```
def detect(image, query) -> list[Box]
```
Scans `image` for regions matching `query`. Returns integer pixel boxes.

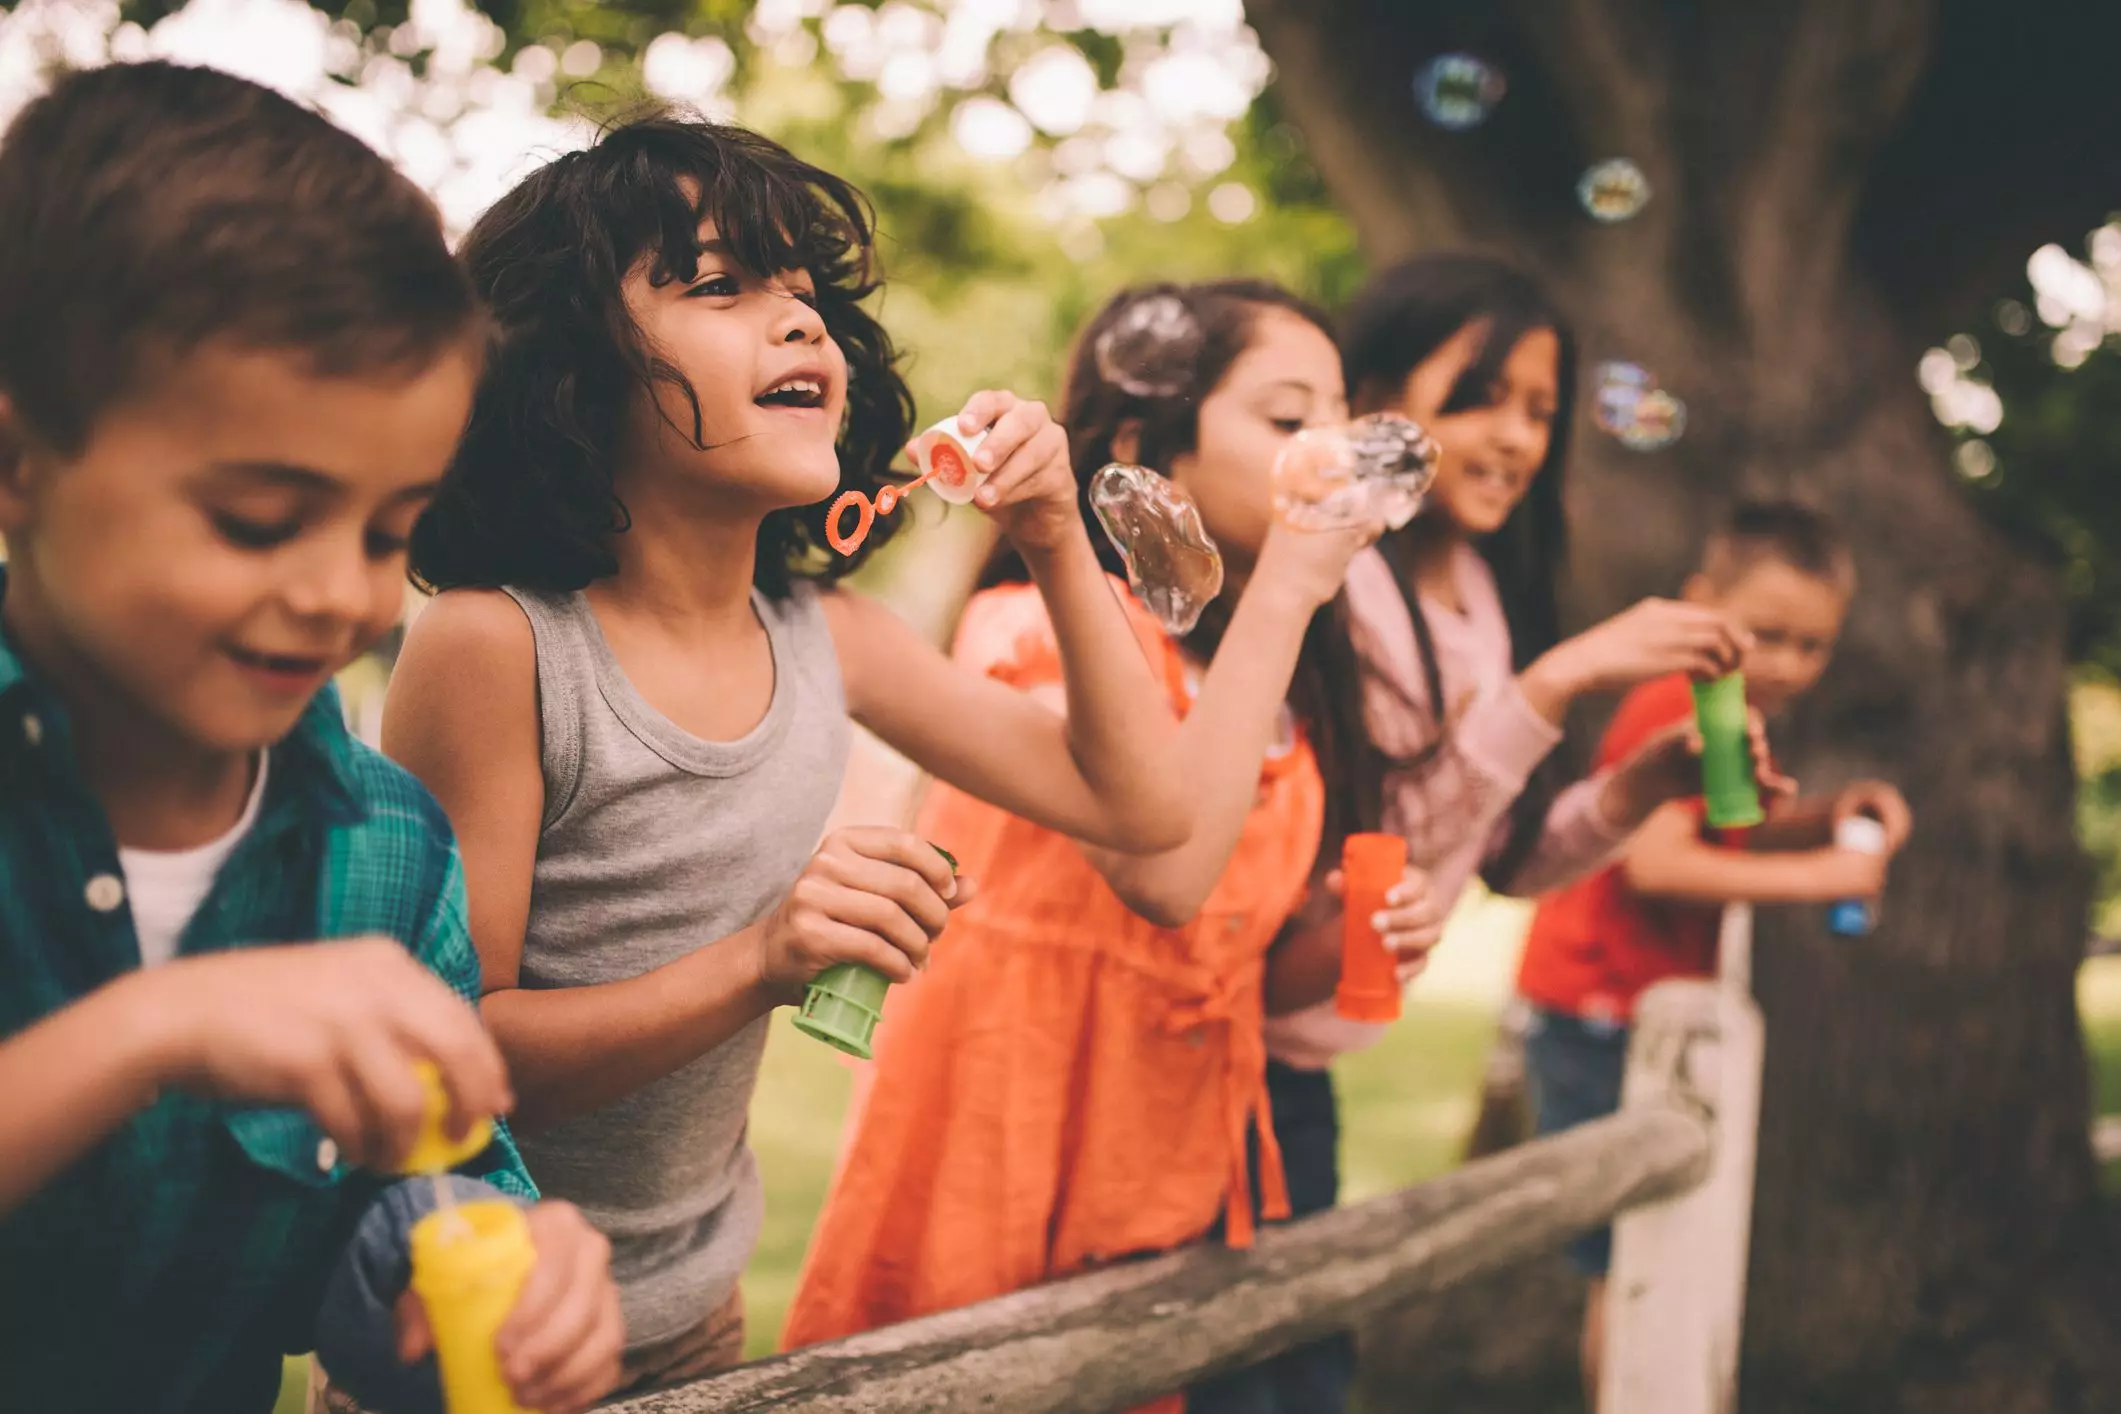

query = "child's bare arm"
[833,391,1188,856]
[1746,795,1838,851]
[387,593,955,1136]
[1621,800,1888,906]
[0,941,512,1216]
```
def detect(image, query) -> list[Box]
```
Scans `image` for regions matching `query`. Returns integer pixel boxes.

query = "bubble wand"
[826,419,990,556]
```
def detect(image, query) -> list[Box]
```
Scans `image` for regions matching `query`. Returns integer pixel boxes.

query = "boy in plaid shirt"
[0,63,620,1413]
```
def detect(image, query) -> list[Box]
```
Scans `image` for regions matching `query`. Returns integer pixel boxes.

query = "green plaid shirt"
[0,572,535,1413]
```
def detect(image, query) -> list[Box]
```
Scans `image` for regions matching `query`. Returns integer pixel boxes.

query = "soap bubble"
[1617,389,1687,451]
[1591,361,1653,437]
[1094,293,1202,399]
[1578,159,1650,222]
[1089,463,1225,637]
[1272,413,1440,532]
[1414,54,1505,131]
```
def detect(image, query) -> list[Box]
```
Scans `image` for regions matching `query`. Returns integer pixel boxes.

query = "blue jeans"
[313,1175,525,1414]
[1185,1060,1354,1414]
[1522,1004,1629,1278]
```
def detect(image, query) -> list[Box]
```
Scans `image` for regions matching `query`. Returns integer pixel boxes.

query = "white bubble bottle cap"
[912,417,990,506]
[1835,815,1889,856]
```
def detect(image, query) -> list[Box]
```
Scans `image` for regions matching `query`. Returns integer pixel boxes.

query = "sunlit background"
[5,2,2121,1400]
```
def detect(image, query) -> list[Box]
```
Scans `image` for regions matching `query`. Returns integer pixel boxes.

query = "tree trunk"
[1244,1,2121,1408]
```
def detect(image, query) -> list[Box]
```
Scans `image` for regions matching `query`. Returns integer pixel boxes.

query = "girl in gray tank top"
[387,117,1191,1381]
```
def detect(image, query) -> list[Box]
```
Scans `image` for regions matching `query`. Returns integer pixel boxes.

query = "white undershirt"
[118,752,270,969]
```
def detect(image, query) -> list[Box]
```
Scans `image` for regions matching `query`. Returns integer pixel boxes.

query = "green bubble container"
[1692,672,1764,829]
[791,843,958,1060]
[792,962,890,1059]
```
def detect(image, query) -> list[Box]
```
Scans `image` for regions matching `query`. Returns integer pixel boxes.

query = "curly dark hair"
[410,113,915,598]
[985,278,1384,854]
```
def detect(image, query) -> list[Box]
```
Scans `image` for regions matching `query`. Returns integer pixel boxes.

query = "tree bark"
[1245,1,2121,1408]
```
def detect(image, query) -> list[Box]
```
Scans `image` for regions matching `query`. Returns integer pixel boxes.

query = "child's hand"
[747,828,974,1002]
[1610,707,1794,822]
[1251,515,1380,617]
[1834,780,1912,852]
[1533,599,1751,703]
[1322,862,1443,985]
[1817,844,1890,900]
[133,939,512,1171]
[1378,865,1445,985]
[395,1201,623,1414]
[946,391,1079,553]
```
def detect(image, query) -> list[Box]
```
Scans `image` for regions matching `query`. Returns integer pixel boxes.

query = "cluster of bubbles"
[1094,293,1204,400]
[1592,362,1687,451]
[1272,413,1441,532]
[1415,54,1676,450]
[1089,463,1225,637]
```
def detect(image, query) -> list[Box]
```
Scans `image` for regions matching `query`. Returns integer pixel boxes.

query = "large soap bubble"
[1272,413,1440,532]
[1592,361,1654,437]
[1414,54,1505,131]
[1094,293,1203,400]
[1578,159,1651,222]
[1089,463,1224,637]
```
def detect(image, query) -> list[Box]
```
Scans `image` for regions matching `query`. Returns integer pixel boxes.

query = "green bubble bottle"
[1692,672,1764,829]
[793,844,957,1060]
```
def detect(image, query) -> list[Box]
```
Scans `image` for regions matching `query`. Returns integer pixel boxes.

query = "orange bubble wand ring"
[825,465,941,556]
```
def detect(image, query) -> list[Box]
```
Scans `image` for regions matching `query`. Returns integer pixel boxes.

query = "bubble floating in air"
[1272,414,1441,532]
[1617,389,1686,451]
[1094,293,1203,400]
[1089,463,1224,636]
[1592,361,1685,452]
[1591,361,1653,437]
[1414,54,1505,131]
[1578,159,1650,222]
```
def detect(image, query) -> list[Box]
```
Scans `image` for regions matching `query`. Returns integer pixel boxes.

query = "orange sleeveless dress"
[782,585,1325,1411]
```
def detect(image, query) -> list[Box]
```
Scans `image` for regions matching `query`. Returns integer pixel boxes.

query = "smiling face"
[1392,321,1560,538]
[0,342,478,757]
[619,221,850,513]
[1165,305,1348,567]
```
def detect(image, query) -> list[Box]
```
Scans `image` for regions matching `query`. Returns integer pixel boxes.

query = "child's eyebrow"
[201,460,340,492]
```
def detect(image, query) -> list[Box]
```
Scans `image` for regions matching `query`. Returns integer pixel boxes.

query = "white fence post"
[1600,904,1765,1414]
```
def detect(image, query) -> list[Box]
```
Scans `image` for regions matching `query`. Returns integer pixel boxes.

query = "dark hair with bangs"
[410,113,914,598]
[984,278,1383,854]
[1339,253,1579,891]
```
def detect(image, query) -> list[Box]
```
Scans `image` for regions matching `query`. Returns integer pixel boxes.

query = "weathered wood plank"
[607,1101,1710,1413]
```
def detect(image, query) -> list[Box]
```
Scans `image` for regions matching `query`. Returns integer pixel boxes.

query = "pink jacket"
[1263,545,1630,1069]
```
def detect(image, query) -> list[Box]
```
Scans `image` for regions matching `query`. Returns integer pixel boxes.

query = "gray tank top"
[499,582,848,1349]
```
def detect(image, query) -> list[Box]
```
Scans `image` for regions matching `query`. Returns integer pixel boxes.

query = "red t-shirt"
[1516,675,1742,1023]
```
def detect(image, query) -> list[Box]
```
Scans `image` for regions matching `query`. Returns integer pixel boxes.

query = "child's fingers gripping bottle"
[1828,813,1890,937]
[794,844,958,1060]
[397,1062,534,1414]
[1335,833,1409,1024]
[1692,673,1765,830]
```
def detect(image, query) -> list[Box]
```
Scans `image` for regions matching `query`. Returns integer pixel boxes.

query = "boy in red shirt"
[1515,500,1912,1408]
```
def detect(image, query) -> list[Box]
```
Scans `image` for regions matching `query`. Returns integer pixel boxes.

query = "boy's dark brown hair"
[0,61,476,455]
[1702,499,1856,593]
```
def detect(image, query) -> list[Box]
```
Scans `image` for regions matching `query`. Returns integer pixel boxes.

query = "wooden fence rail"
[609,981,1734,1414]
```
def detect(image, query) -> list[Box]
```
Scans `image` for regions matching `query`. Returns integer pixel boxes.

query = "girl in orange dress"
[783,280,1437,1409]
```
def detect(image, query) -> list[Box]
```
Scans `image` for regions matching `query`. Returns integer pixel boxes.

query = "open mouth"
[756,376,828,411]
[228,646,332,682]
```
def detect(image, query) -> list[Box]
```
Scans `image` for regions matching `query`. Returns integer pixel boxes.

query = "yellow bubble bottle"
[397,1061,525,1414]
[409,1201,535,1414]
